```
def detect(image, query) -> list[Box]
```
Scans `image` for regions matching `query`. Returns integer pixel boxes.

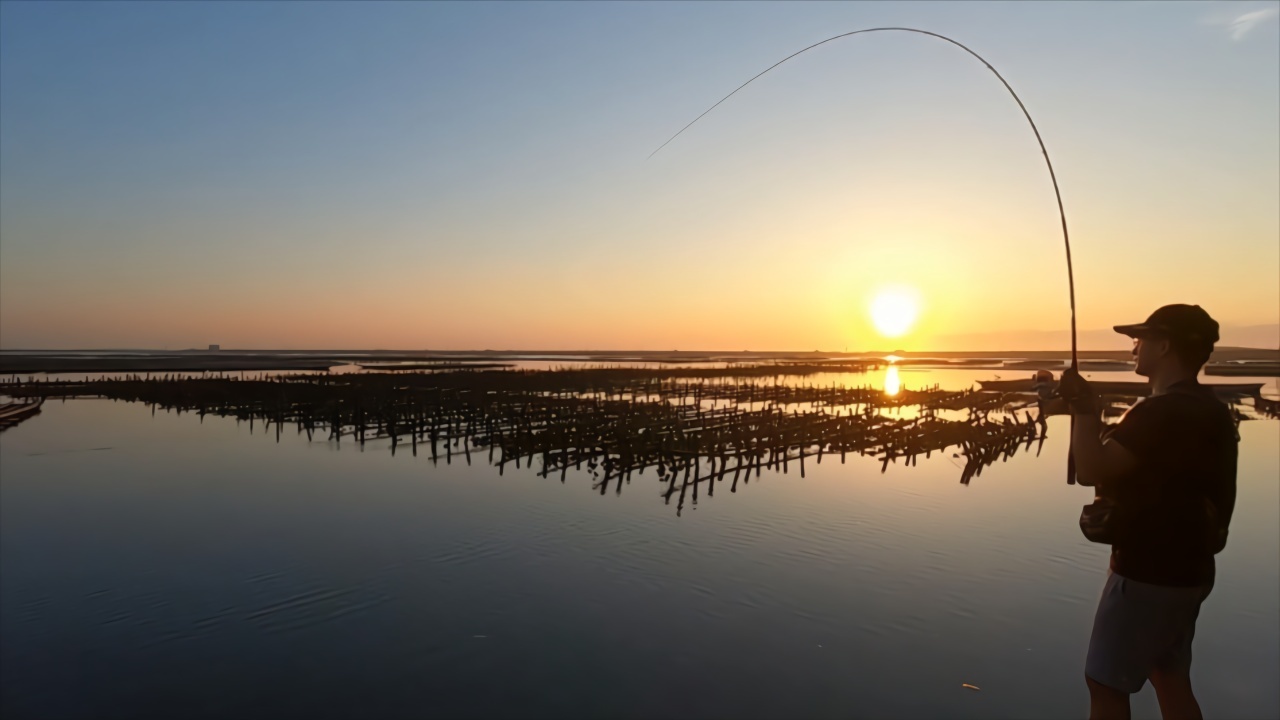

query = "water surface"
[2,369,1277,719]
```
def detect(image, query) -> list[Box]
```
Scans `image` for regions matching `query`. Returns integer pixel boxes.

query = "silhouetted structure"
[4,365,1265,514]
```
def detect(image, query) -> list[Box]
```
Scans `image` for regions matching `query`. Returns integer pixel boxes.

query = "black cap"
[1114,304,1220,345]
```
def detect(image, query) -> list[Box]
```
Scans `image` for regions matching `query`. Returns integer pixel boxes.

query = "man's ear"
[1155,337,1174,359]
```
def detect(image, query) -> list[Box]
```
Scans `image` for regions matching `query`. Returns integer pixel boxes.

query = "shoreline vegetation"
[1,348,1277,375]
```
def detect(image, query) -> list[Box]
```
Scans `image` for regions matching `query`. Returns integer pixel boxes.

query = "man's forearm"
[1070,410,1106,487]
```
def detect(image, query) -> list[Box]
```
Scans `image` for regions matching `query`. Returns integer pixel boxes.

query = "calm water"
[2,368,1277,719]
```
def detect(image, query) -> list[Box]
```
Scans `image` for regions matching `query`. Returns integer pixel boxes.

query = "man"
[1058,304,1238,720]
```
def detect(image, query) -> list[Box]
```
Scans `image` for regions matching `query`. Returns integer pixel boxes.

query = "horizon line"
[3,346,1277,355]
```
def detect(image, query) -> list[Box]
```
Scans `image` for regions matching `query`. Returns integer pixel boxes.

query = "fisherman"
[1058,304,1238,720]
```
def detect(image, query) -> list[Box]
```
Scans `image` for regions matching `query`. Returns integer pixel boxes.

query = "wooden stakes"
[3,365,1155,511]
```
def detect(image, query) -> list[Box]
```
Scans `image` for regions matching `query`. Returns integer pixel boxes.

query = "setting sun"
[870,287,921,338]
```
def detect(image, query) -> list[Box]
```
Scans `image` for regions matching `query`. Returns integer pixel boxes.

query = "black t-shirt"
[1101,380,1239,587]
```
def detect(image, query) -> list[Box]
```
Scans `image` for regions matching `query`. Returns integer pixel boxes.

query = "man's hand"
[1060,369,1139,487]
[1057,368,1099,415]
[1038,397,1071,416]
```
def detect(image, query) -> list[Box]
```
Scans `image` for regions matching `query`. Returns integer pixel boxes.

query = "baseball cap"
[1113,304,1220,345]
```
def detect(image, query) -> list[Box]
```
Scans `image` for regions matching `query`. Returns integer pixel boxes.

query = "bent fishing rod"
[650,27,1079,483]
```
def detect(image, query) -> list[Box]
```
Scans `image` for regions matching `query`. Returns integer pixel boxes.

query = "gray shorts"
[1085,570,1212,693]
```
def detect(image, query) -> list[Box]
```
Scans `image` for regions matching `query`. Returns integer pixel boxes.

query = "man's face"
[1131,334,1167,377]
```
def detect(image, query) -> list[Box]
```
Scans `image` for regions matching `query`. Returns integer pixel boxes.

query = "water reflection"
[3,384,1276,720]
[883,364,901,396]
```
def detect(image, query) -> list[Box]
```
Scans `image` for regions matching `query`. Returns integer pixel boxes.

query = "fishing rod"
[650,27,1079,483]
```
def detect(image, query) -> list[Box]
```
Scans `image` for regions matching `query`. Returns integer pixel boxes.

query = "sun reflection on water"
[883,364,901,396]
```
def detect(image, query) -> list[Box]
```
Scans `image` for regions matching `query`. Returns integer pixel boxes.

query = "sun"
[870,287,921,338]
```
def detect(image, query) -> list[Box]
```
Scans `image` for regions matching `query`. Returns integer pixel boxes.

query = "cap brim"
[1113,323,1152,337]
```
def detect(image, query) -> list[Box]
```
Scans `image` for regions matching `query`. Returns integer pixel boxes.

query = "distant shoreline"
[2,347,1276,357]
[2,347,1277,375]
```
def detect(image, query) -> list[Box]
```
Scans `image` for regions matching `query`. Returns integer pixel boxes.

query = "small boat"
[977,379,1263,398]
[0,398,44,431]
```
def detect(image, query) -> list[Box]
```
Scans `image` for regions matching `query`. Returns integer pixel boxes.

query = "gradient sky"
[2,1,1277,351]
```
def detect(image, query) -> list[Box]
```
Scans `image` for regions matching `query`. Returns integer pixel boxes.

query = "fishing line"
[651,27,1079,482]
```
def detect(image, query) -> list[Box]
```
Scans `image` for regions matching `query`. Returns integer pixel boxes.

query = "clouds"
[1210,6,1279,41]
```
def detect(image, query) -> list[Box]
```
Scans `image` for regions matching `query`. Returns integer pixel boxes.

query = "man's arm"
[1070,409,1139,487]
[1059,368,1140,487]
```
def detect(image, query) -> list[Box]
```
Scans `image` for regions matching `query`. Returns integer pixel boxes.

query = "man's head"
[1114,304,1219,377]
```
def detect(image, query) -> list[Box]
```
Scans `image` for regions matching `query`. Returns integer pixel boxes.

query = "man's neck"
[1151,368,1199,396]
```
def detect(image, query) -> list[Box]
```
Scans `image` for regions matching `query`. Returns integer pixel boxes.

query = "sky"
[1,1,1277,351]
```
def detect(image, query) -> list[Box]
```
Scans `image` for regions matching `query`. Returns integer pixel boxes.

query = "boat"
[0,398,44,431]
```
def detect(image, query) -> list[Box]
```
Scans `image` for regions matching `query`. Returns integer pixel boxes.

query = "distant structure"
[208,344,220,352]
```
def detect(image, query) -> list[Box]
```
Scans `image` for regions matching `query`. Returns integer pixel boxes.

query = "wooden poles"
[2,366,1059,513]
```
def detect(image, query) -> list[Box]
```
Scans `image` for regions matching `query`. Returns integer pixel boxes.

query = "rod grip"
[1067,415,1077,484]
